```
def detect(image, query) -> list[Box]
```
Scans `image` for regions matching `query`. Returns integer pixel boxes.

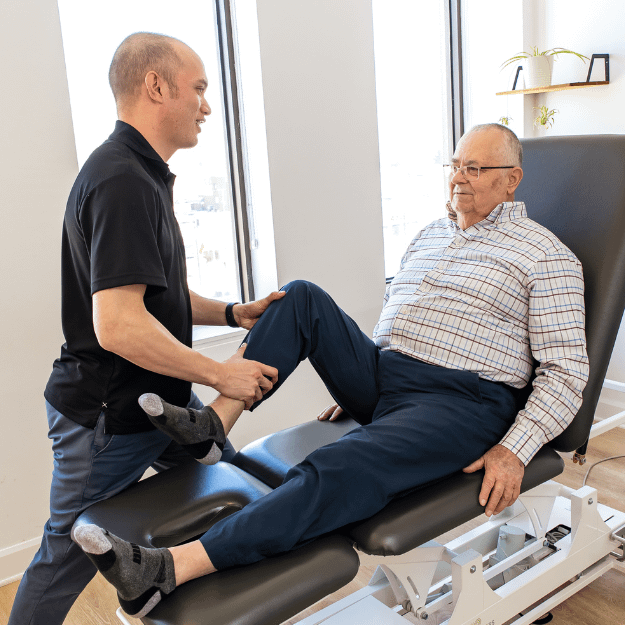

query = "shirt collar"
[448,201,527,232]
[108,120,173,182]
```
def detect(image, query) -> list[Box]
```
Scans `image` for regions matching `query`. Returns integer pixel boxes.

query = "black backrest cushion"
[518,135,625,451]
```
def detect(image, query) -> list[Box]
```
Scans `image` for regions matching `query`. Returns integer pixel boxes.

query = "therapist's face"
[161,44,212,153]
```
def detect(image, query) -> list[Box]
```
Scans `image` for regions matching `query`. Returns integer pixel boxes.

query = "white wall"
[534,0,621,137]
[0,0,384,584]
[0,0,77,584]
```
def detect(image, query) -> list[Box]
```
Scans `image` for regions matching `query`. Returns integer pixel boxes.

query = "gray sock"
[139,393,226,465]
[72,523,175,618]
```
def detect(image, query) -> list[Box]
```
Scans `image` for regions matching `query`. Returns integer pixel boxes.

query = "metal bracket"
[511,53,609,91]
[374,543,449,614]
[610,523,625,561]
[586,54,609,82]
[517,482,561,540]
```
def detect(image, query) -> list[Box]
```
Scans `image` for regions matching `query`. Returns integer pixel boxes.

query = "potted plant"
[534,105,558,130]
[501,47,588,89]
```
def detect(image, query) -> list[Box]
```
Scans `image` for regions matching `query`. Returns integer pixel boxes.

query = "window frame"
[449,0,465,153]
[215,0,256,302]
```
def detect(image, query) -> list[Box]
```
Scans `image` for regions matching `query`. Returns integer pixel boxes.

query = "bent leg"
[140,281,380,458]
[8,402,191,625]
[201,358,517,570]
[72,360,519,614]
[243,280,380,424]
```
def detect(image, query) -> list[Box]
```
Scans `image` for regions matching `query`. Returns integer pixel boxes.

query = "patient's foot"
[139,394,226,465]
[72,524,176,618]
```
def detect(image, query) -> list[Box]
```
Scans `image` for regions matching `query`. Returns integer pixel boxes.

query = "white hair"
[465,123,523,167]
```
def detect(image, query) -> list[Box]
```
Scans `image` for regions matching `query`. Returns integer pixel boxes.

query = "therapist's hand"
[317,403,345,422]
[215,344,278,410]
[233,291,286,330]
[463,444,524,517]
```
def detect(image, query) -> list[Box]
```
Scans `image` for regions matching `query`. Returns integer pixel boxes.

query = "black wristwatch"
[225,302,240,328]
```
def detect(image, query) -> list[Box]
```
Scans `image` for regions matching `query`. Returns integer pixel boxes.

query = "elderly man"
[73,124,588,619]
[8,33,284,625]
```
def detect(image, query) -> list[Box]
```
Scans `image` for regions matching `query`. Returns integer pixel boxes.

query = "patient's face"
[448,129,514,230]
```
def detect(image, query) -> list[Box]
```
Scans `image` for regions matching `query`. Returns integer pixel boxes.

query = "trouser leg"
[243,280,380,424]
[201,355,518,570]
[8,395,204,625]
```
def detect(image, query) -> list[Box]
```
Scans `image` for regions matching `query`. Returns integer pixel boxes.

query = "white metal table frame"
[294,481,625,625]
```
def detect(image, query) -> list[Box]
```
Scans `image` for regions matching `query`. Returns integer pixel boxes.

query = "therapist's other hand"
[463,444,524,517]
[215,344,278,409]
[317,403,345,422]
[233,291,286,330]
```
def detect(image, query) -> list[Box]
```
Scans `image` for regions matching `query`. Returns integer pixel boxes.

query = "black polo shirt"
[45,121,193,434]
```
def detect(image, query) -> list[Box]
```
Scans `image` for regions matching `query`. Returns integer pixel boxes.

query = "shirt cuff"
[499,428,545,466]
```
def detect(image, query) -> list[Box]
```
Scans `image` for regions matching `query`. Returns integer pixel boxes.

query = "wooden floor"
[1,428,624,625]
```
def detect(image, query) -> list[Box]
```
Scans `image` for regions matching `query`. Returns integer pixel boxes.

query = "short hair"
[109,32,185,106]
[466,123,523,166]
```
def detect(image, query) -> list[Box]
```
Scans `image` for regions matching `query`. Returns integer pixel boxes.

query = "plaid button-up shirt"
[373,201,588,464]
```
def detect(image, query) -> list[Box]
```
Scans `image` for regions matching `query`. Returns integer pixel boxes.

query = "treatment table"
[76,134,625,625]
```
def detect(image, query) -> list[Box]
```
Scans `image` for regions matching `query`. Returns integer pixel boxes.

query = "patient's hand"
[463,444,524,517]
[317,403,345,422]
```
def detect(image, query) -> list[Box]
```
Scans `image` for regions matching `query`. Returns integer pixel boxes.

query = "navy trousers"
[201,281,519,569]
[8,394,235,625]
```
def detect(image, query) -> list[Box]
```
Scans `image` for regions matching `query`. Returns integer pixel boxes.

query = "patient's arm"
[499,256,588,466]
[463,444,524,517]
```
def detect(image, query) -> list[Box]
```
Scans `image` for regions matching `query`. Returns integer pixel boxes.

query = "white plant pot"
[522,55,553,89]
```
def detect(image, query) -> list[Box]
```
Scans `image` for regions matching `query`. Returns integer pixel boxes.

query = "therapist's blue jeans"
[201,280,519,569]
[8,393,235,625]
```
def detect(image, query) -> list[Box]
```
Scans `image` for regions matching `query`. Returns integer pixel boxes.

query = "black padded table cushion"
[519,135,625,452]
[141,535,359,625]
[233,418,564,556]
[232,417,360,488]
[77,461,273,548]
[347,445,563,556]
[76,459,360,625]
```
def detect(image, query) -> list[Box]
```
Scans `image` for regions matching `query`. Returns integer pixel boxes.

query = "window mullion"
[449,0,464,152]
[214,0,255,302]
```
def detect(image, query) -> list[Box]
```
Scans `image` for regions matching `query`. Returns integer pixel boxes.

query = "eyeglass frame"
[443,164,516,180]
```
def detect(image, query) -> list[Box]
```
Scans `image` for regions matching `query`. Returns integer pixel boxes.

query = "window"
[57,0,274,338]
[461,0,525,138]
[372,0,454,279]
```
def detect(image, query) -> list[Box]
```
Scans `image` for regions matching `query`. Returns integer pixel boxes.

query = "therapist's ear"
[145,71,166,103]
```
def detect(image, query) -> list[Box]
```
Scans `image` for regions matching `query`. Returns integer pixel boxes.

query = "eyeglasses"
[443,164,515,181]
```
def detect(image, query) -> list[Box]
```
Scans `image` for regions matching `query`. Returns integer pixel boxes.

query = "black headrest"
[518,135,625,451]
